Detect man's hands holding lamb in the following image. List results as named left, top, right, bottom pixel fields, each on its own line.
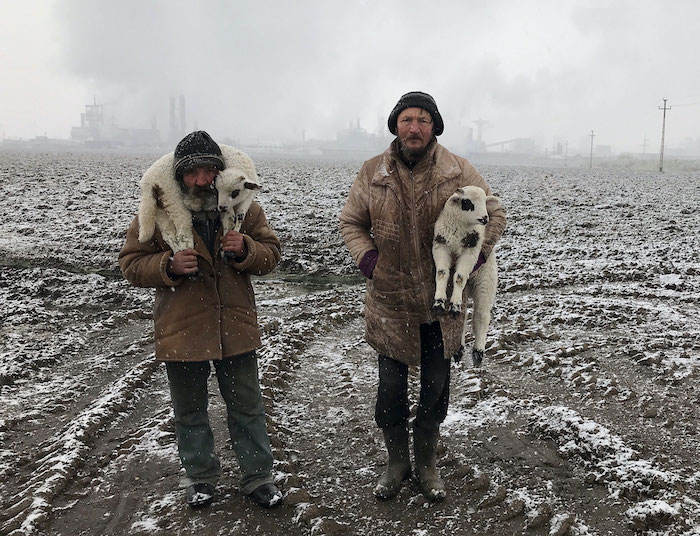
left=222, top=231, right=248, bottom=261
left=166, top=231, right=248, bottom=277
left=358, top=249, right=487, bottom=280
left=168, top=248, right=200, bottom=276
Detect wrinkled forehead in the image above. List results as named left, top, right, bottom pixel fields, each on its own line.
left=397, top=107, right=432, bottom=121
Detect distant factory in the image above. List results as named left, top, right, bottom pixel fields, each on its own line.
left=70, top=97, right=162, bottom=148
left=316, top=118, right=393, bottom=159
left=69, top=95, right=191, bottom=148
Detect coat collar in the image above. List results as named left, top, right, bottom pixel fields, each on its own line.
left=371, top=139, right=462, bottom=192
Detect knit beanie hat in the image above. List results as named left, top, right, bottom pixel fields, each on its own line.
left=387, top=91, right=444, bottom=136
left=174, top=130, right=225, bottom=180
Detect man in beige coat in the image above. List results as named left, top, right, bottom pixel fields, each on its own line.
left=119, top=131, right=283, bottom=510
left=340, top=92, right=506, bottom=501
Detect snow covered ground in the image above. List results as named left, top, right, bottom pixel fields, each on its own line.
left=0, top=151, right=698, bottom=535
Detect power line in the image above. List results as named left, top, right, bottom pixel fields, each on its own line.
left=671, top=92, right=700, bottom=101
left=658, top=98, right=671, bottom=172
left=670, top=101, right=700, bottom=107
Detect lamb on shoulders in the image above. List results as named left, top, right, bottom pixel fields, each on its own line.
left=432, top=185, right=499, bottom=367
left=137, top=145, right=259, bottom=255
left=215, top=147, right=262, bottom=243
left=137, top=152, right=194, bottom=253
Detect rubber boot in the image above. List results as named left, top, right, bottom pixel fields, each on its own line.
left=413, top=423, right=446, bottom=501
left=374, top=424, right=412, bottom=499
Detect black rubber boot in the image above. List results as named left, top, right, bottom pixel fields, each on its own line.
left=413, top=423, right=446, bottom=501
left=374, top=424, right=412, bottom=499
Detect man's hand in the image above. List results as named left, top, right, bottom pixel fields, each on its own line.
left=222, top=231, right=247, bottom=258
left=359, top=250, right=378, bottom=279
left=168, top=248, right=200, bottom=275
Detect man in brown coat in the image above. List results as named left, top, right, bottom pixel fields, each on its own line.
left=119, top=131, right=283, bottom=509
left=340, top=92, right=506, bottom=501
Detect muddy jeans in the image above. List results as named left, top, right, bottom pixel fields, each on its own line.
left=165, top=351, right=274, bottom=494
left=375, top=322, right=451, bottom=429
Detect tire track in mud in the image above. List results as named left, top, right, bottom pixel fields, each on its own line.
left=2, top=272, right=698, bottom=535
left=272, top=318, right=600, bottom=536
left=2, top=153, right=699, bottom=535
left=0, top=358, right=160, bottom=536
left=266, top=292, right=700, bottom=535
left=463, top=292, right=700, bottom=534
left=0, top=265, right=161, bottom=535
left=12, top=282, right=366, bottom=536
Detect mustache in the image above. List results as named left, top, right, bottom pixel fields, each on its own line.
left=186, top=184, right=216, bottom=195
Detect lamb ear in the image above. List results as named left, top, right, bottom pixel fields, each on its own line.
left=244, top=181, right=262, bottom=190
left=486, top=195, right=499, bottom=204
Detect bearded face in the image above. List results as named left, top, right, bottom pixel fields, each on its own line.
left=181, top=166, right=219, bottom=212
left=396, top=107, right=435, bottom=161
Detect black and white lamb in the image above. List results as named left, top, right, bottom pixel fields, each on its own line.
left=432, top=185, right=499, bottom=367
left=215, top=149, right=262, bottom=236
left=137, top=145, right=259, bottom=253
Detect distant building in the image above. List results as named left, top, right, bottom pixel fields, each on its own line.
left=70, top=98, right=105, bottom=142
left=70, top=98, right=161, bottom=147
left=319, top=119, right=393, bottom=159
left=485, top=137, right=536, bottom=153
left=169, top=95, right=187, bottom=144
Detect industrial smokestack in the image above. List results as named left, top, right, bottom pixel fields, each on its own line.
left=170, top=97, right=176, bottom=141
left=179, top=95, right=186, bottom=136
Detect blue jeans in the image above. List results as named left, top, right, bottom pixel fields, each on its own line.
left=165, top=351, right=274, bottom=494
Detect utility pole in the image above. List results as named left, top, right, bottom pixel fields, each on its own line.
left=658, top=98, right=671, bottom=172
left=642, top=135, right=647, bottom=154
left=589, top=130, right=595, bottom=169
left=565, top=138, right=568, bottom=167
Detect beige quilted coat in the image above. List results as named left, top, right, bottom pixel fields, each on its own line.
left=339, top=140, right=506, bottom=365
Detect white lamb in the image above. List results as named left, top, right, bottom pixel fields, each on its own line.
left=137, top=145, right=259, bottom=254
left=214, top=148, right=262, bottom=236
left=432, top=185, right=499, bottom=367
left=137, top=152, right=196, bottom=252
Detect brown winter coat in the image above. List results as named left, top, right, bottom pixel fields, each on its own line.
left=339, top=139, right=506, bottom=366
left=119, top=202, right=280, bottom=362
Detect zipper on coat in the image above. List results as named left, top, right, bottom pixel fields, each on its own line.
left=205, top=217, right=224, bottom=358
left=409, top=170, right=429, bottom=312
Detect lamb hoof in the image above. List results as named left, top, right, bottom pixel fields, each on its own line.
left=453, top=346, right=465, bottom=362
left=472, top=349, right=484, bottom=368
left=432, top=299, right=447, bottom=314
left=448, top=303, right=461, bottom=318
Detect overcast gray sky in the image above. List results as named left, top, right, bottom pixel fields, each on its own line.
left=1, top=0, right=699, bottom=154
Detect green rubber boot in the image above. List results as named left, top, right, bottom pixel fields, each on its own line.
left=413, top=423, right=446, bottom=501
left=374, top=424, right=412, bottom=499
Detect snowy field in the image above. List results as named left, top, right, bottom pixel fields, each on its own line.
left=0, top=151, right=699, bottom=535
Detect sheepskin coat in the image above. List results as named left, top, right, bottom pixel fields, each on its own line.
left=119, top=201, right=280, bottom=362
left=339, top=139, right=506, bottom=366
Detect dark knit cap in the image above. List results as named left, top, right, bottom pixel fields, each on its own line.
left=174, top=130, right=225, bottom=180
left=388, top=91, right=444, bottom=136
